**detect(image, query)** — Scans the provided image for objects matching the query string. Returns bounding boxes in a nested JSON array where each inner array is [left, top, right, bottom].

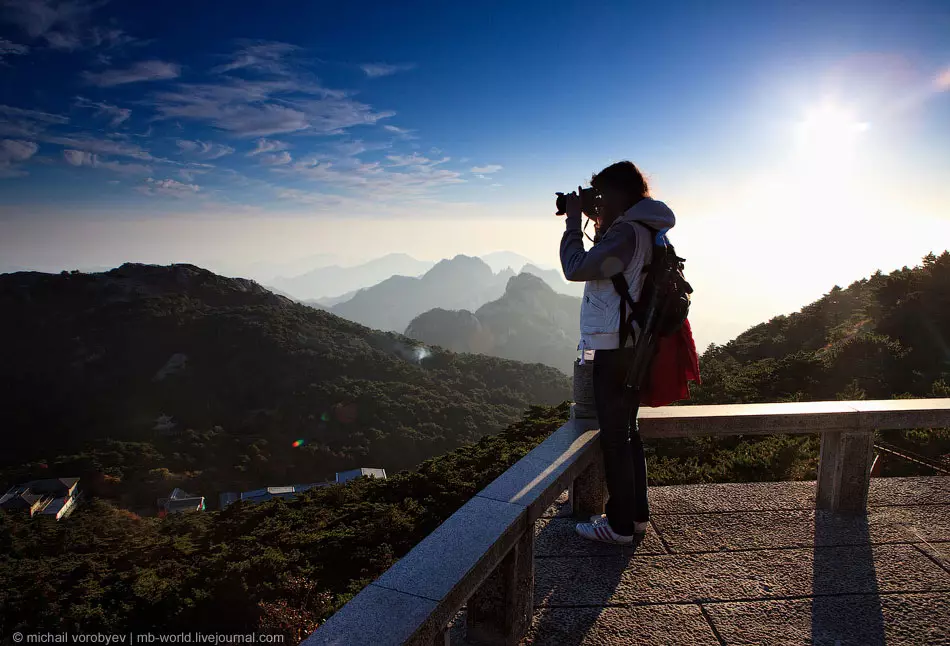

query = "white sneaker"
[[589, 514, 649, 535], [576, 520, 634, 544]]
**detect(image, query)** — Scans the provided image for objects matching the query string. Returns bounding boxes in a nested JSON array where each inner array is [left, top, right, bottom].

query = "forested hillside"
[[406, 272, 580, 375], [691, 251, 950, 404], [0, 264, 570, 512], [0, 404, 573, 640], [664, 251, 950, 481]]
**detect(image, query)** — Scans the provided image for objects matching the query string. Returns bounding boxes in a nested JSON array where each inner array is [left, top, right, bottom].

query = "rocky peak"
[[504, 272, 555, 298]]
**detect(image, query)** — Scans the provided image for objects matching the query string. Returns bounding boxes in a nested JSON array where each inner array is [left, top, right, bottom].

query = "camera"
[[555, 187, 601, 216]]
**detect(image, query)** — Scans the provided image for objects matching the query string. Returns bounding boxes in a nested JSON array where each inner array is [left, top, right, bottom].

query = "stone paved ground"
[[521, 476, 950, 645]]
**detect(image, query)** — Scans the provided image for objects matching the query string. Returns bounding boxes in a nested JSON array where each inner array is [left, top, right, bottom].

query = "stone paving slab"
[[915, 540, 950, 573], [534, 544, 950, 607], [654, 505, 950, 553], [521, 605, 719, 646], [649, 480, 817, 514], [868, 476, 950, 507], [647, 476, 950, 515], [534, 517, 667, 557], [703, 592, 950, 646]]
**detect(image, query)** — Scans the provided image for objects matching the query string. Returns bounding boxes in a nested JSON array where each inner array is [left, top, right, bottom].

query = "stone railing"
[[303, 396, 950, 646]]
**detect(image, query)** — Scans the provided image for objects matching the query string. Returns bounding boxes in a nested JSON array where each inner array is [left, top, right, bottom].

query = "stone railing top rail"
[[303, 398, 950, 646], [637, 398, 950, 437]]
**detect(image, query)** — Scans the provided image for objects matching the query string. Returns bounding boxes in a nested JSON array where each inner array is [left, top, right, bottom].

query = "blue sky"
[[2, 0, 949, 347]]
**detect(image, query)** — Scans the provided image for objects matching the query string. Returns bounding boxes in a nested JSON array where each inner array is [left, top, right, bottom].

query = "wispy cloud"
[[383, 124, 417, 139], [212, 40, 300, 75], [83, 60, 181, 87], [1, 0, 145, 53], [259, 151, 292, 166], [0, 104, 68, 124], [0, 0, 97, 50], [41, 133, 154, 160], [471, 164, 503, 174], [936, 67, 950, 92], [0, 138, 39, 177], [88, 27, 140, 50], [247, 138, 289, 156], [176, 139, 235, 160], [137, 177, 200, 197], [280, 151, 464, 198], [152, 78, 393, 138], [74, 96, 131, 127], [387, 153, 449, 167], [0, 38, 29, 63], [62, 148, 151, 174], [360, 62, 416, 78], [0, 103, 69, 138]]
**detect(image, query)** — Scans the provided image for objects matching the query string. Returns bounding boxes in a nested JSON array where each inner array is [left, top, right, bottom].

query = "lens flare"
[[291, 439, 305, 448]]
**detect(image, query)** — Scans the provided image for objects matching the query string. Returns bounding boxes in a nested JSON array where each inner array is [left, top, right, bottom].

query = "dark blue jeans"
[[592, 347, 649, 535]]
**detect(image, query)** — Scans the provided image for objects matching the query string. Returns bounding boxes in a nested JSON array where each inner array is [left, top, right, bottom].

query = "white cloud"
[[152, 78, 393, 137], [137, 177, 200, 197], [42, 133, 153, 160], [176, 139, 235, 160], [0, 0, 98, 50], [62, 148, 93, 166], [62, 148, 152, 174], [0, 104, 68, 138], [0, 138, 38, 177], [280, 150, 464, 197], [74, 96, 131, 127], [88, 27, 139, 50], [0, 38, 29, 63], [259, 151, 292, 166], [212, 40, 300, 75], [360, 62, 416, 78], [82, 60, 180, 87], [386, 153, 449, 168], [0, 103, 68, 124], [471, 164, 503, 174], [383, 124, 417, 139], [247, 138, 289, 156]]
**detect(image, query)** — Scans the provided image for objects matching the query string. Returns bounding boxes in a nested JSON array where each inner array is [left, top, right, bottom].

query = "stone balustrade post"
[[465, 526, 534, 645], [571, 357, 597, 421], [816, 429, 875, 514]]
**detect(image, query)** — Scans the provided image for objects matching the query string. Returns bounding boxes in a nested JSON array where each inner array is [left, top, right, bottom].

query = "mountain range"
[[268, 253, 435, 301], [3, 252, 948, 641], [328, 255, 518, 333], [0, 263, 570, 512], [406, 273, 581, 374]]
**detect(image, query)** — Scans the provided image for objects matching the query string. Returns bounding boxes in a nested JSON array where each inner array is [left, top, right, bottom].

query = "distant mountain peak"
[[424, 255, 493, 280], [480, 251, 537, 274], [505, 272, 555, 297]]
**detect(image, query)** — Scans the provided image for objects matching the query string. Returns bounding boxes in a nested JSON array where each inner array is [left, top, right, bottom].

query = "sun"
[[794, 101, 870, 167]]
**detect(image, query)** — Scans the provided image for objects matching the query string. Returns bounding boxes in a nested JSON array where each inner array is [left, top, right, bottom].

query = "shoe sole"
[[589, 515, 649, 535]]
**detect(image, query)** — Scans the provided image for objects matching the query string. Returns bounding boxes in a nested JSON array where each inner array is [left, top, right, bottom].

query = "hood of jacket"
[[614, 197, 676, 233]]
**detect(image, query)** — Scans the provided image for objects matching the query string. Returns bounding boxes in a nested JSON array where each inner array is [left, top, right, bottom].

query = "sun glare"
[[796, 102, 870, 165]]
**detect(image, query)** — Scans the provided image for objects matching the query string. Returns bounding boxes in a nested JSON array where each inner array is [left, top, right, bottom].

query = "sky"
[[1, 0, 949, 349]]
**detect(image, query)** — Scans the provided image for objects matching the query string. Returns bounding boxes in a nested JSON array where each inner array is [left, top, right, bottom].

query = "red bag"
[[640, 318, 701, 407]]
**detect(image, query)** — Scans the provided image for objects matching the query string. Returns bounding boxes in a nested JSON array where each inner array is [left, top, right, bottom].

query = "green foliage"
[[3, 254, 950, 639], [0, 404, 571, 639], [0, 264, 570, 511], [691, 250, 950, 404]]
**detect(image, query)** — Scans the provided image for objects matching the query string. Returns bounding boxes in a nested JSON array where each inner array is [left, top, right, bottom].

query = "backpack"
[[610, 221, 693, 390]]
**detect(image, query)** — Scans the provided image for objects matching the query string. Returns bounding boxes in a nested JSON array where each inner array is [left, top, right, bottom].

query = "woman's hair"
[[590, 161, 650, 205]]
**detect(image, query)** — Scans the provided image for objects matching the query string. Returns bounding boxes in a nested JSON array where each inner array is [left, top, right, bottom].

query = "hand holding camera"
[[555, 186, 601, 218]]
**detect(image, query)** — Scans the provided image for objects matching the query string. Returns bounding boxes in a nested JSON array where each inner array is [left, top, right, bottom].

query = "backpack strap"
[[609, 221, 655, 348], [611, 272, 640, 348]]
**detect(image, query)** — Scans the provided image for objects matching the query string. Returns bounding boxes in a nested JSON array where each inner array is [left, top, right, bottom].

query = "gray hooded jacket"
[[560, 198, 677, 352]]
